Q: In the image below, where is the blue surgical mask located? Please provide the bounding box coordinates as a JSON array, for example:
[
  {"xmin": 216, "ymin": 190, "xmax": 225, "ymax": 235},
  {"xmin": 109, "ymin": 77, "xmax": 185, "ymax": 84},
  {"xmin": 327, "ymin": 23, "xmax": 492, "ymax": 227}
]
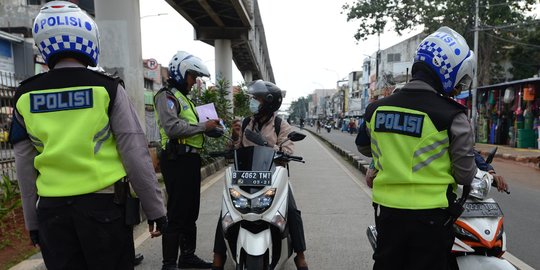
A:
[{"xmin": 249, "ymin": 99, "xmax": 260, "ymax": 114}]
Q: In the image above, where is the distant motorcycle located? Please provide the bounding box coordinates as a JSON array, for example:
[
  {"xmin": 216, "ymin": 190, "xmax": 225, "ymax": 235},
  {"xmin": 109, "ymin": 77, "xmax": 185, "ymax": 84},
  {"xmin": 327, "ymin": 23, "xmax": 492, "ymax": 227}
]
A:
[
  {"xmin": 324, "ymin": 124, "xmax": 332, "ymax": 133},
  {"xmin": 366, "ymin": 148, "xmax": 515, "ymax": 269}
]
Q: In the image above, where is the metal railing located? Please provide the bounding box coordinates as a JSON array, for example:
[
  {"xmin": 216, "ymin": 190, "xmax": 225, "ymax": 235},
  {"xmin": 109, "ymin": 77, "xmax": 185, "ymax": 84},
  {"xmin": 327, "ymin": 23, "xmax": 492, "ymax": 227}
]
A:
[{"xmin": 0, "ymin": 71, "xmax": 23, "ymax": 180}]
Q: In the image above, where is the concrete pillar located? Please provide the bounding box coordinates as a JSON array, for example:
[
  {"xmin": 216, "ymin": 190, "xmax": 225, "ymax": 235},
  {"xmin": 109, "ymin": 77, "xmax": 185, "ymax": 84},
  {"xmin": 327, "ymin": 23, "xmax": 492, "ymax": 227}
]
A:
[
  {"xmin": 244, "ymin": 70, "xmax": 253, "ymax": 83},
  {"xmin": 214, "ymin": 39, "xmax": 233, "ymax": 113},
  {"xmin": 93, "ymin": 0, "xmax": 145, "ymax": 130}
]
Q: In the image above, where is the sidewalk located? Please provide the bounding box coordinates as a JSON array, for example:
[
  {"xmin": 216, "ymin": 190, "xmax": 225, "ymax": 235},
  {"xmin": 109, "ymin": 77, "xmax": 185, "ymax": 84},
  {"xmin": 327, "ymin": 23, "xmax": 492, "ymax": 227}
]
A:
[
  {"xmin": 303, "ymin": 125, "xmax": 540, "ymax": 170},
  {"xmin": 475, "ymin": 143, "xmax": 540, "ymax": 169}
]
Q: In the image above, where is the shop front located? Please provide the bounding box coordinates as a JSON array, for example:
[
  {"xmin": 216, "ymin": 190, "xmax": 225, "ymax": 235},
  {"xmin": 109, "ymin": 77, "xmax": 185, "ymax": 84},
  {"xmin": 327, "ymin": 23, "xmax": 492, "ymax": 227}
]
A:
[{"xmin": 473, "ymin": 77, "xmax": 539, "ymax": 149}]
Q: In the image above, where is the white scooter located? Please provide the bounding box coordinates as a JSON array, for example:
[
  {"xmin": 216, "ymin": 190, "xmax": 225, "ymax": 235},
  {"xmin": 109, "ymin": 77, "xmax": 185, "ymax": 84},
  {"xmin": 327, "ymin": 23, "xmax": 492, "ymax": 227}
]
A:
[
  {"xmin": 217, "ymin": 130, "xmax": 306, "ymax": 270},
  {"xmin": 366, "ymin": 148, "xmax": 515, "ymax": 269}
]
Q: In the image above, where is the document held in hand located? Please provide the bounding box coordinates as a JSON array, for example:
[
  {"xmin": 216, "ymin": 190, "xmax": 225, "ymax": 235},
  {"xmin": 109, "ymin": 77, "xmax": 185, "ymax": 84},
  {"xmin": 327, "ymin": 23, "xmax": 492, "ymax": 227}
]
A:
[{"xmin": 195, "ymin": 103, "xmax": 219, "ymax": 122}]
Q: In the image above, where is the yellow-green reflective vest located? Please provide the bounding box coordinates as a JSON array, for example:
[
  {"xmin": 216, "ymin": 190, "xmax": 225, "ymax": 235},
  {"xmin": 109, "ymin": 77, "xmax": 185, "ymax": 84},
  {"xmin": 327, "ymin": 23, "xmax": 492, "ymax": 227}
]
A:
[
  {"xmin": 15, "ymin": 69, "xmax": 126, "ymax": 197},
  {"xmin": 368, "ymin": 105, "xmax": 455, "ymax": 209},
  {"xmin": 158, "ymin": 88, "xmax": 204, "ymax": 149}
]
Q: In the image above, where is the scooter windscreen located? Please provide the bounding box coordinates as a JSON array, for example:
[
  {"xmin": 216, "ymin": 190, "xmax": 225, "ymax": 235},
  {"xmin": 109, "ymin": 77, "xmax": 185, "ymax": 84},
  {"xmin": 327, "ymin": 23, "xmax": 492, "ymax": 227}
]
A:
[{"xmin": 234, "ymin": 146, "xmax": 275, "ymax": 171}]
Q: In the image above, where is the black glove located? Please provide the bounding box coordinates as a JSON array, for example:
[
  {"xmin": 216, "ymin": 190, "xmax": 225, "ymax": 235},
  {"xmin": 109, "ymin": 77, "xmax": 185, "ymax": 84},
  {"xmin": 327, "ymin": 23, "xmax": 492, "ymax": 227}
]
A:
[
  {"xmin": 205, "ymin": 128, "xmax": 224, "ymax": 138},
  {"xmin": 148, "ymin": 216, "xmax": 168, "ymax": 233},
  {"xmin": 29, "ymin": 230, "xmax": 39, "ymax": 246}
]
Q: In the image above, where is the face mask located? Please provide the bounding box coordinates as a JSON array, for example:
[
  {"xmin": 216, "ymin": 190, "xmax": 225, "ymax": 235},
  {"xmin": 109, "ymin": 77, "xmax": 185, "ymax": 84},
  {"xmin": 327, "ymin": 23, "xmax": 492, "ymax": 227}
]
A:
[{"xmin": 249, "ymin": 99, "xmax": 260, "ymax": 114}]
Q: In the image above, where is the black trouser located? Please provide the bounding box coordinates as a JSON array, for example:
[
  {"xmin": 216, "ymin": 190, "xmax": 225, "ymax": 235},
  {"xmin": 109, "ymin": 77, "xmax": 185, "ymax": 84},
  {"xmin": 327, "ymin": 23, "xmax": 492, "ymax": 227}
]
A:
[
  {"xmin": 37, "ymin": 193, "xmax": 133, "ymax": 270},
  {"xmin": 213, "ymin": 186, "xmax": 307, "ymax": 255},
  {"xmin": 160, "ymin": 152, "xmax": 202, "ymax": 235},
  {"xmin": 373, "ymin": 205, "xmax": 454, "ymax": 270}
]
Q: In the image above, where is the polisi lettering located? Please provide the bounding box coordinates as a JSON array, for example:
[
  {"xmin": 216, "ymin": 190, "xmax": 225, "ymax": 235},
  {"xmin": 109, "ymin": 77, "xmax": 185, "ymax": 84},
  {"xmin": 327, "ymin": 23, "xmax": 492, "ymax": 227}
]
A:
[
  {"xmin": 30, "ymin": 89, "xmax": 93, "ymax": 113},
  {"xmin": 434, "ymin": 32, "xmax": 457, "ymax": 47},
  {"xmin": 39, "ymin": 16, "xmax": 82, "ymax": 31},
  {"xmin": 374, "ymin": 111, "xmax": 424, "ymax": 137}
]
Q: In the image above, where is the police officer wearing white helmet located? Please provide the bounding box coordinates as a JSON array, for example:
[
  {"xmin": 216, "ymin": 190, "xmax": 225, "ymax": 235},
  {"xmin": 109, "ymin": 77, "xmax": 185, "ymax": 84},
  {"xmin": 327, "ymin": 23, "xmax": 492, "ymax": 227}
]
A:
[
  {"xmin": 356, "ymin": 26, "xmax": 477, "ymax": 269},
  {"xmin": 154, "ymin": 51, "xmax": 221, "ymax": 269},
  {"xmin": 9, "ymin": 1, "xmax": 167, "ymax": 269}
]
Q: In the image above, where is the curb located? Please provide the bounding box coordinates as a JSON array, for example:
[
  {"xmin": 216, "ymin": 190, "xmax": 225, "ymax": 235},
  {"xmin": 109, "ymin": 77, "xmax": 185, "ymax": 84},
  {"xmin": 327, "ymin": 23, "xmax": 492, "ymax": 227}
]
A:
[
  {"xmin": 302, "ymin": 128, "xmax": 370, "ymax": 175},
  {"xmin": 476, "ymin": 150, "xmax": 540, "ymax": 169},
  {"xmin": 9, "ymin": 157, "xmax": 228, "ymax": 270}
]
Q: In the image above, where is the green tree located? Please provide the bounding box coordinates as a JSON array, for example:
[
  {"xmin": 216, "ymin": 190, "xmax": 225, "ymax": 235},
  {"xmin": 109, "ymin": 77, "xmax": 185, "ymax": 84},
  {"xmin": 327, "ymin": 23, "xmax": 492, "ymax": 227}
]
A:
[
  {"xmin": 234, "ymin": 82, "xmax": 251, "ymax": 117},
  {"xmin": 289, "ymin": 96, "xmax": 309, "ymax": 122},
  {"xmin": 342, "ymin": 0, "xmax": 538, "ymax": 84}
]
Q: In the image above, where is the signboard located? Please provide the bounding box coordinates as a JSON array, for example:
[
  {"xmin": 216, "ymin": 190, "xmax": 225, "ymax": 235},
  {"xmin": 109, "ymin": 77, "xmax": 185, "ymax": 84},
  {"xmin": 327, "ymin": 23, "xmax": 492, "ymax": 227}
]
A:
[{"xmin": 143, "ymin": 58, "xmax": 162, "ymax": 84}]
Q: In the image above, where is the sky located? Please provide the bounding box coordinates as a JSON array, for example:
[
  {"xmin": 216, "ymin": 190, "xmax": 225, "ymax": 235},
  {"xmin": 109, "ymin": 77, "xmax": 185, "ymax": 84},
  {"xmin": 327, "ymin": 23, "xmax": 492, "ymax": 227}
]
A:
[{"xmin": 139, "ymin": 0, "xmax": 423, "ymax": 108}]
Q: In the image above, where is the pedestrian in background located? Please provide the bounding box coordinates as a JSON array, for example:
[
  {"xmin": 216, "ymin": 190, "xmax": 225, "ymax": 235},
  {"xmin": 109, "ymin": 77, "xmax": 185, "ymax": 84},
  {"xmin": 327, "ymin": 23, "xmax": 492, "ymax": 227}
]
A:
[
  {"xmin": 154, "ymin": 51, "xmax": 222, "ymax": 270},
  {"xmin": 356, "ymin": 26, "xmax": 477, "ymax": 270},
  {"xmin": 10, "ymin": 2, "xmax": 167, "ymax": 269}
]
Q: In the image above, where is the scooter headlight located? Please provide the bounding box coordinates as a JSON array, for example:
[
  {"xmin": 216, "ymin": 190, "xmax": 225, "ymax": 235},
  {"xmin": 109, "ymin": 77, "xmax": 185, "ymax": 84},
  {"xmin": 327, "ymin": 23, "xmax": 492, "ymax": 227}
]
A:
[
  {"xmin": 229, "ymin": 188, "xmax": 249, "ymax": 213},
  {"xmin": 251, "ymin": 189, "xmax": 276, "ymax": 214},
  {"xmin": 228, "ymin": 188, "xmax": 276, "ymax": 214},
  {"xmin": 453, "ymin": 224, "xmax": 479, "ymax": 241},
  {"xmin": 470, "ymin": 175, "xmax": 490, "ymax": 200}
]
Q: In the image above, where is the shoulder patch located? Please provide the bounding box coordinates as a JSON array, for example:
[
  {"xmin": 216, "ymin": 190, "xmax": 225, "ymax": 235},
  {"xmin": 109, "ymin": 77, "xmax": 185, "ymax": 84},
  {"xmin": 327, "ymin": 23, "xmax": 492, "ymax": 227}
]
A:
[
  {"xmin": 374, "ymin": 110, "xmax": 424, "ymax": 137},
  {"xmin": 167, "ymin": 98, "xmax": 176, "ymax": 110}
]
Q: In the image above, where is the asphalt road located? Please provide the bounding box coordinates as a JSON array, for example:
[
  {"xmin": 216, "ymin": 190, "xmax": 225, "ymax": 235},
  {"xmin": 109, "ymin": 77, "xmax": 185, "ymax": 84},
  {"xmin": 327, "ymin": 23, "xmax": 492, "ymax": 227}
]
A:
[{"xmin": 304, "ymin": 125, "xmax": 540, "ymax": 269}]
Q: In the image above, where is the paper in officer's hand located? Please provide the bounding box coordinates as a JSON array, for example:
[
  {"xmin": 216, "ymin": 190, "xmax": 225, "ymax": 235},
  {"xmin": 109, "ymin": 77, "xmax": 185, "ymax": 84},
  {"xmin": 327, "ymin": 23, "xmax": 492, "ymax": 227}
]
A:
[{"xmin": 195, "ymin": 103, "xmax": 219, "ymax": 123}]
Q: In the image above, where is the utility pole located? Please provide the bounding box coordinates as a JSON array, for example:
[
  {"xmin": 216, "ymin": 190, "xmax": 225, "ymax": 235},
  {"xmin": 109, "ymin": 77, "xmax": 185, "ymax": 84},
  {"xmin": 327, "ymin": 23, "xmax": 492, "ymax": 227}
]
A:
[{"xmin": 472, "ymin": 0, "xmax": 480, "ymax": 137}]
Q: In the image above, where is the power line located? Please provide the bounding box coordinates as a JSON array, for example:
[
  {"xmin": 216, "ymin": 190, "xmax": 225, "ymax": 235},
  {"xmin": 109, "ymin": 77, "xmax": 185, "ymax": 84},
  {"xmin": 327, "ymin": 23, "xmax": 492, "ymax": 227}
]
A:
[{"xmin": 485, "ymin": 33, "xmax": 540, "ymax": 48}]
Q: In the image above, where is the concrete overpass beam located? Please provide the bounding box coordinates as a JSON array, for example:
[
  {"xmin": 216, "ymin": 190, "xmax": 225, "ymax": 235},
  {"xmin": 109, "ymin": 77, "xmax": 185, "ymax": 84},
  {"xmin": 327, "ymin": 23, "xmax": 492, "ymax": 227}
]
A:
[
  {"xmin": 215, "ymin": 39, "xmax": 234, "ymax": 113},
  {"xmin": 94, "ymin": 0, "xmax": 145, "ymax": 130},
  {"xmin": 244, "ymin": 71, "xmax": 253, "ymax": 83}
]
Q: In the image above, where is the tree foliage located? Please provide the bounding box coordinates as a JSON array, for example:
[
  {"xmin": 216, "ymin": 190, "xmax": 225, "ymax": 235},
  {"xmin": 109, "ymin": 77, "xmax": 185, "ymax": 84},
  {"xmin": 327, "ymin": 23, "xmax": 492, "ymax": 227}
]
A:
[
  {"xmin": 233, "ymin": 82, "xmax": 251, "ymax": 118},
  {"xmin": 342, "ymin": 0, "xmax": 539, "ymax": 84},
  {"xmin": 289, "ymin": 96, "xmax": 310, "ymax": 122}
]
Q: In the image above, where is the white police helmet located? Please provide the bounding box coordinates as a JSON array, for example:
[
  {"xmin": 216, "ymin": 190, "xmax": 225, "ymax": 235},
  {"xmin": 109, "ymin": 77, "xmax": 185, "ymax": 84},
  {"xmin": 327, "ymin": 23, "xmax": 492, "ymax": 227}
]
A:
[
  {"xmin": 414, "ymin": 26, "xmax": 476, "ymax": 95},
  {"xmin": 33, "ymin": 1, "xmax": 100, "ymax": 68},
  {"xmin": 168, "ymin": 51, "xmax": 210, "ymax": 85}
]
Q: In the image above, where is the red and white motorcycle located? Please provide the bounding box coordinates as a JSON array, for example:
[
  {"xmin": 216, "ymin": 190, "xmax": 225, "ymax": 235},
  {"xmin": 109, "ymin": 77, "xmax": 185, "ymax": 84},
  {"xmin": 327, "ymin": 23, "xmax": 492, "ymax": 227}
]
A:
[{"xmin": 366, "ymin": 148, "xmax": 515, "ymax": 269}]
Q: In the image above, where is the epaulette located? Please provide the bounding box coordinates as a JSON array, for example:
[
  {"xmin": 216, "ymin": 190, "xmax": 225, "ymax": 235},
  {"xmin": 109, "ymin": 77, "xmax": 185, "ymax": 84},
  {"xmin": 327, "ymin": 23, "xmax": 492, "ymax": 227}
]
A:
[{"xmin": 18, "ymin": 72, "xmax": 47, "ymax": 86}]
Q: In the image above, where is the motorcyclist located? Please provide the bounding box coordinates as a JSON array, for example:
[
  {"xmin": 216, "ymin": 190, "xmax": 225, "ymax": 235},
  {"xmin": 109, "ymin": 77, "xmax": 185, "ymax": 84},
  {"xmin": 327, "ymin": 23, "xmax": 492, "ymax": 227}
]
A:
[{"xmin": 211, "ymin": 80, "xmax": 309, "ymax": 270}]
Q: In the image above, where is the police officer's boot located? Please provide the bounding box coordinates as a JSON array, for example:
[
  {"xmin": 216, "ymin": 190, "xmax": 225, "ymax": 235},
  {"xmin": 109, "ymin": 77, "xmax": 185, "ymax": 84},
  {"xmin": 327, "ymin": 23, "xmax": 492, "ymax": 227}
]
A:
[
  {"xmin": 162, "ymin": 232, "xmax": 180, "ymax": 270},
  {"xmin": 178, "ymin": 232, "xmax": 212, "ymax": 269}
]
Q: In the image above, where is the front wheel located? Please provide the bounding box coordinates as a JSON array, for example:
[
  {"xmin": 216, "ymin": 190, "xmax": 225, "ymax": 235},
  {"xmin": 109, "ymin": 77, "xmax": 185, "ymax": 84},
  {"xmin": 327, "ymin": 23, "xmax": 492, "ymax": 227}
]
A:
[{"xmin": 245, "ymin": 254, "xmax": 264, "ymax": 270}]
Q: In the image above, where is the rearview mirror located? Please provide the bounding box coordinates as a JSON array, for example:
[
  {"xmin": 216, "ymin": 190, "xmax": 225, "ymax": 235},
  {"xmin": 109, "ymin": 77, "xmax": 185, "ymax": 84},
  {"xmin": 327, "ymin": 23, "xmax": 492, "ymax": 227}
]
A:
[
  {"xmin": 485, "ymin": 147, "xmax": 498, "ymax": 164},
  {"xmin": 287, "ymin": 131, "xmax": 306, "ymax": 142}
]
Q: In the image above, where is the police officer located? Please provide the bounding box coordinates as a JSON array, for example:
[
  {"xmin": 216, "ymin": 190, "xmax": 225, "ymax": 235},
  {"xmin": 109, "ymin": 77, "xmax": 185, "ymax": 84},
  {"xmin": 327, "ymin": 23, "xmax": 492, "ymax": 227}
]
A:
[
  {"xmin": 356, "ymin": 26, "xmax": 477, "ymax": 270},
  {"xmin": 154, "ymin": 51, "xmax": 221, "ymax": 270},
  {"xmin": 10, "ymin": 2, "xmax": 167, "ymax": 269}
]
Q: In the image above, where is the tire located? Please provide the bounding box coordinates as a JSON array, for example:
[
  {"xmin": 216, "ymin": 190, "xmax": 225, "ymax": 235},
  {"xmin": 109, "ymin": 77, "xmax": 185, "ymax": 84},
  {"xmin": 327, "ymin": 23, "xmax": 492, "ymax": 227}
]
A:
[{"xmin": 245, "ymin": 254, "xmax": 265, "ymax": 270}]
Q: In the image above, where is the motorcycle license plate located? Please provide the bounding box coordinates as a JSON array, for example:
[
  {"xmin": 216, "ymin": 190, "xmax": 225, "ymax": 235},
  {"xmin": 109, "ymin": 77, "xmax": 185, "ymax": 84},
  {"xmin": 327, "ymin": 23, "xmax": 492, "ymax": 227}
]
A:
[
  {"xmin": 232, "ymin": 171, "xmax": 272, "ymax": 186},
  {"xmin": 461, "ymin": 202, "xmax": 503, "ymax": 217}
]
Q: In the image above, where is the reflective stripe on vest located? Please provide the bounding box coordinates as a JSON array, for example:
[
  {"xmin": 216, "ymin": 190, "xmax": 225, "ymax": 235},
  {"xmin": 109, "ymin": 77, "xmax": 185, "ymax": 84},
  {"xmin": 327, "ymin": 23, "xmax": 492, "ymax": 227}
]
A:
[
  {"xmin": 157, "ymin": 88, "xmax": 204, "ymax": 149},
  {"xmin": 368, "ymin": 106, "xmax": 455, "ymax": 209},
  {"xmin": 16, "ymin": 86, "xmax": 126, "ymax": 197}
]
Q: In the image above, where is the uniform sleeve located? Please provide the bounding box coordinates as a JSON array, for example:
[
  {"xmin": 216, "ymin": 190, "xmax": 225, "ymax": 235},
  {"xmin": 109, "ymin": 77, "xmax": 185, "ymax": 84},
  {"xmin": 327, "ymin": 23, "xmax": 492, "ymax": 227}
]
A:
[
  {"xmin": 277, "ymin": 119, "xmax": 294, "ymax": 154},
  {"xmin": 12, "ymin": 111, "xmax": 39, "ymax": 231},
  {"xmin": 154, "ymin": 91, "xmax": 206, "ymax": 140},
  {"xmin": 448, "ymin": 113, "xmax": 477, "ymax": 185},
  {"xmin": 109, "ymin": 85, "xmax": 166, "ymax": 220},
  {"xmin": 356, "ymin": 121, "xmax": 372, "ymax": 156}
]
